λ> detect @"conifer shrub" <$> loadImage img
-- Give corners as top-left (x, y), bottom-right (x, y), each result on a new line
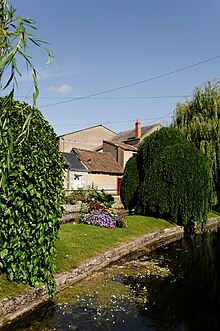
top-left (139, 127), bottom-right (186, 180)
top-left (121, 127), bottom-right (213, 228)
top-left (120, 154), bottom-right (140, 214)
top-left (140, 142), bottom-right (213, 226)
top-left (0, 98), bottom-right (64, 295)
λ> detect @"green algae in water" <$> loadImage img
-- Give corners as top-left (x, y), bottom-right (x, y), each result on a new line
top-left (3, 260), bottom-right (169, 331)
top-left (4, 227), bottom-right (220, 330)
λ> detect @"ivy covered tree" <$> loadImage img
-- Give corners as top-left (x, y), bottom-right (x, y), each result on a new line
top-left (173, 81), bottom-right (220, 207)
top-left (120, 155), bottom-right (140, 214)
top-left (0, 2), bottom-right (64, 295)
top-left (0, 98), bottom-right (64, 295)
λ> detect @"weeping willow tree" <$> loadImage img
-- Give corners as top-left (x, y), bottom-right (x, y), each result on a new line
top-left (173, 81), bottom-right (220, 206)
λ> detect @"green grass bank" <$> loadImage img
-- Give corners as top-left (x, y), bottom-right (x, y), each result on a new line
top-left (0, 212), bottom-right (219, 300)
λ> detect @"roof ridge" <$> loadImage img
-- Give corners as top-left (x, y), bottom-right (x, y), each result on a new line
top-left (57, 124), bottom-right (117, 138)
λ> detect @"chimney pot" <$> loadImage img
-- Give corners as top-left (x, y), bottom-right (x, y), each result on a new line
top-left (135, 118), bottom-right (141, 139)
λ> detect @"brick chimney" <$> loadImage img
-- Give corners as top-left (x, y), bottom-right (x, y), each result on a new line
top-left (135, 118), bottom-right (141, 139)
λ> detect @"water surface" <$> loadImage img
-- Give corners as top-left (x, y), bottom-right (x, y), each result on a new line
top-left (3, 226), bottom-right (220, 331)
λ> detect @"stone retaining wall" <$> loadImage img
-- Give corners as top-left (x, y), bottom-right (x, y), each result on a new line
top-left (1, 217), bottom-right (220, 328)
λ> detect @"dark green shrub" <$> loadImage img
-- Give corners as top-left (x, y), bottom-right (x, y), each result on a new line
top-left (0, 97), bottom-right (64, 295)
top-left (141, 142), bottom-right (212, 226)
top-left (139, 127), bottom-right (186, 180)
top-left (120, 154), bottom-right (140, 214)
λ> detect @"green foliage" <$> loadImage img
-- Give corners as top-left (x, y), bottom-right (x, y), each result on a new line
top-left (120, 127), bottom-right (213, 227)
top-left (120, 155), bottom-right (140, 213)
top-left (173, 81), bottom-right (220, 206)
top-left (139, 127), bottom-right (186, 180)
top-left (0, 1), bottom-right (53, 105)
top-left (65, 187), bottom-right (114, 209)
top-left (0, 2), bottom-right (61, 297)
top-left (141, 142), bottom-right (212, 226)
top-left (0, 98), bottom-right (64, 295)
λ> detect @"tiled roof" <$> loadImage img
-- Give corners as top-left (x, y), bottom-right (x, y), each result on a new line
top-left (73, 148), bottom-right (123, 174)
top-left (62, 152), bottom-right (87, 171)
top-left (103, 140), bottom-right (138, 151)
top-left (112, 124), bottom-right (161, 142)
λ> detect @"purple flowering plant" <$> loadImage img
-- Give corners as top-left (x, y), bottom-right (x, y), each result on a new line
top-left (79, 200), bottom-right (127, 229)
top-left (80, 209), bottom-right (127, 228)
top-left (68, 188), bottom-right (127, 228)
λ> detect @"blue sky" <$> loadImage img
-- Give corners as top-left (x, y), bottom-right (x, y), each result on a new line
top-left (6, 0), bottom-right (220, 135)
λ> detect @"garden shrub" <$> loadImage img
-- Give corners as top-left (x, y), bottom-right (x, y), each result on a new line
top-left (120, 127), bottom-right (213, 228)
top-left (75, 188), bottom-right (127, 228)
top-left (65, 187), bottom-right (114, 208)
top-left (139, 127), bottom-right (186, 180)
top-left (140, 135), bottom-right (213, 226)
top-left (0, 97), bottom-right (64, 295)
top-left (120, 154), bottom-right (140, 214)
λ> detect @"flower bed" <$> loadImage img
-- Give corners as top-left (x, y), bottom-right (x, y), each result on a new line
top-left (80, 210), bottom-right (126, 228)
top-left (65, 188), bottom-right (127, 228)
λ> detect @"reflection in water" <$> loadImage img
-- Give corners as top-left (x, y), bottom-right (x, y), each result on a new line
top-left (2, 227), bottom-right (220, 331)
top-left (124, 228), bottom-right (220, 331)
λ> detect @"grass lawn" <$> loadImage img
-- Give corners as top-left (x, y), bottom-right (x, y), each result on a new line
top-left (0, 211), bottom-right (219, 300)
top-left (0, 215), bottom-right (172, 300)
top-left (55, 215), bottom-right (174, 272)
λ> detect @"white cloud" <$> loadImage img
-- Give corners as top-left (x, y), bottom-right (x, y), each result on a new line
top-left (47, 84), bottom-right (73, 95)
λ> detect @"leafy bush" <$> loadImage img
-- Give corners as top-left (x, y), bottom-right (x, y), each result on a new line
top-left (139, 127), bottom-right (186, 180)
top-left (120, 155), bottom-right (140, 214)
top-left (0, 98), bottom-right (64, 295)
top-left (141, 142), bottom-right (213, 226)
top-left (65, 187), bottom-right (114, 208)
top-left (121, 127), bottom-right (213, 228)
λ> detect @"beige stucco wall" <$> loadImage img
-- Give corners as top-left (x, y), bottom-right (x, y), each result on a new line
top-left (58, 126), bottom-right (116, 152)
top-left (88, 173), bottom-right (122, 194)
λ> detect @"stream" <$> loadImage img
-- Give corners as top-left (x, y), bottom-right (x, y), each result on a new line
top-left (2, 226), bottom-right (220, 331)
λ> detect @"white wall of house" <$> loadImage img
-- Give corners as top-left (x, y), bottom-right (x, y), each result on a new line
top-left (64, 170), bottom-right (88, 192)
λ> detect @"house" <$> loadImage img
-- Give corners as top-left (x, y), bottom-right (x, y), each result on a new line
top-left (57, 124), bottom-right (117, 152)
top-left (60, 120), bottom-right (162, 193)
top-left (62, 152), bottom-right (88, 191)
top-left (72, 148), bottom-right (123, 195)
top-left (102, 140), bottom-right (138, 169)
top-left (102, 119), bottom-right (161, 168)
top-left (111, 119), bottom-right (162, 147)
